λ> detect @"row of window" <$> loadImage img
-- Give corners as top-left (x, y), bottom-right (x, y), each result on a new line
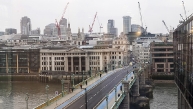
top-left (42, 53), bottom-right (86, 56)
top-left (42, 62), bottom-right (64, 65)
top-left (42, 52), bottom-right (122, 56)
top-left (89, 56), bottom-right (100, 60)
top-left (41, 67), bottom-right (65, 71)
top-left (114, 41), bottom-right (124, 44)
top-left (110, 56), bottom-right (121, 59)
top-left (42, 55), bottom-right (122, 61)
top-left (90, 62), bottom-right (100, 65)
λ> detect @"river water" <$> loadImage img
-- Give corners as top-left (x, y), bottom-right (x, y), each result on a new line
top-left (0, 81), bottom-right (178, 109)
top-left (150, 83), bottom-right (178, 109)
top-left (0, 81), bottom-right (62, 109)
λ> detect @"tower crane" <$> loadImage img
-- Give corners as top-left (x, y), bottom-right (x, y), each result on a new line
top-left (138, 2), bottom-right (143, 28)
top-left (180, 14), bottom-right (185, 21)
top-left (55, 19), bottom-right (60, 38)
top-left (97, 16), bottom-right (103, 34)
top-left (60, 2), bottom-right (69, 23)
top-left (182, 1), bottom-right (187, 19)
top-left (162, 20), bottom-right (170, 33)
top-left (88, 12), bottom-right (97, 34)
top-left (55, 2), bottom-right (69, 39)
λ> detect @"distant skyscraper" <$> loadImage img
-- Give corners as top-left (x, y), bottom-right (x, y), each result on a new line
top-left (44, 23), bottom-right (55, 36)
top-left (107, 20), bottom-right (114, 33)
top-left (123, 16), bottom-right (131, 34)
top-left (0, 31), bottom-right (4, 36)
top-left (107, 19), bottom-right (118, 36)
top-left (20, 16), bottom-right (31, 35)
top-left (59, 18), bottom-right (67, 27)
top-left (31, 28), bottom-right (40, 35)
top-left (5, 28), bottom-right (17, 35)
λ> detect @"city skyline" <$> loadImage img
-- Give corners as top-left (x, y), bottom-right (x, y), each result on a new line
top-left (0, 0), bottom-right (193, 34)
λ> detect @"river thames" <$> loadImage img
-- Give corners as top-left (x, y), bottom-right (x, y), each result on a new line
top-left (0, 81), bottom-right (177, 109)
top-left (150, 83), bottom-right (178, 109)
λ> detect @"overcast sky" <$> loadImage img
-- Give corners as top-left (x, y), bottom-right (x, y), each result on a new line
top-left (0, 0), bottom-right (193, 34)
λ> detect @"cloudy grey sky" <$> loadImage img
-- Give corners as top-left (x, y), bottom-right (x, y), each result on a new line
top-left (0, 0), bottom-right (193, 34)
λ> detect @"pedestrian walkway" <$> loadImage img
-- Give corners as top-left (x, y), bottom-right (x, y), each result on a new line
top-left (44, 71), bottom-right (116, 109)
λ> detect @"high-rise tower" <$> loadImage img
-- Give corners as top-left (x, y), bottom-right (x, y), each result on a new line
top-left (20, 16), bottom-right (31, 35)
top-left (107, 19), bottom-right (118, 37)
top-left (123, 16), bottom-right (131, 34)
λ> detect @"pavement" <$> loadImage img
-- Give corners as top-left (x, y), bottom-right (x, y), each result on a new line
top-left (45, 71), bottom-right (112, 109)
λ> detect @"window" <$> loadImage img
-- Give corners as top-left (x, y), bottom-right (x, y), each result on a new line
top-left (157, 69), bottom-right (164, 72)
top-left (170, 64), bottom-right (174, 68)
top-left (119, 56), bottom-right (121, 59)
top-left (157, 64), bottom-right (164, 68)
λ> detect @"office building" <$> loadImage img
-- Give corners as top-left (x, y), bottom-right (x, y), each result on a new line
top-left (5, 28), bottom-right (17, 35)
top-left (0, 46), bottom-right (40, 73)
top-left (0, 31), bottom-right (5, 36)
top-left (150, 41), bottom-right (174, 76)
top-left (31, 28), bottom-right (40, 35)
top-left (107, 19), bottom-right (118, 36)
top-left (173, 15), bottom-right (193, 109)
top-left (123, 16), bottom-right (131, 34)
top-left (20, 16), bottom-right (31, 35)
top-left (44, 23), bottom-right (55, 36)
top-left (59, 18), bottom-right (67, 27)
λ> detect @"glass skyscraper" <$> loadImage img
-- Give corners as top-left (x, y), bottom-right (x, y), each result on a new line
top-left (173, 15), bottom-right (193, 109)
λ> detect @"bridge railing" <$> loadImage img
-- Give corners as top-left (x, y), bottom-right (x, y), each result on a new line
top-left (110, 92), bottom-right (126, 109)
top-left (94, 68), bottom-right (134, 109)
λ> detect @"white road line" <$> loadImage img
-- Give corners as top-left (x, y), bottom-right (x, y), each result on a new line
top-left (80, 105), bottom-right (84, 108)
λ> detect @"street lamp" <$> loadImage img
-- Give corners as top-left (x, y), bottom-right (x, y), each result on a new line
top-left (106, 94), bottom-right (109, 109)
top-left (84, 88), bottom-right (87, 109)
top-left (45, 85), bottom-right (49, 106)
top-left (25, 93), bottom-right (29, 109)
top-left (82, 70), bottom-right (85, 84)
top-left (72, 74), bottom-right (75, 87)
top-left (126, 72), bottom-right (128, 80)
top-left (115, 85), bottom-right (117, 103)
top-left (61, 79), bottom-right (65, 97)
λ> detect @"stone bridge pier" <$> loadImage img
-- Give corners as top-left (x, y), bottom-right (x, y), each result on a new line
top-left (119, 67), bottom-right (152, 109)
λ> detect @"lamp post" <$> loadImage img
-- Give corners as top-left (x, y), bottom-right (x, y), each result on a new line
top-left (61, 78), bottom-right (64, 97)
top-left (82, 70), bottom-right (85, 84)
top-left (115, 85), bottom-right (117, 102)
top-left (126, 72), bottom-right (128, 80)
top-left (72, 74), bottom-right (75, 87)
top-left (25, 93), bottom-right (29, 109)
top-left (106, 94), bottom-right (109, 109)
top-left (45, 85), bottom-right (49, 106)
top-left (84, 88), bottom-right (87, 109)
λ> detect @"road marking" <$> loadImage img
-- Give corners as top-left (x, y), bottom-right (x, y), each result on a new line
top-left (80, 105), bottom-right (84, 108)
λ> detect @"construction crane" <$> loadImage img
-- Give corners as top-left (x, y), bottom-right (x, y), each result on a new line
top-left (88, 12), bottom-right (97, 34)
top-left (97, 16), bottom-right (103, 34)
top-left (55, 2), bottom-right (69, 39)
top-left (180, 14), bottom-right (185, 21)
top-left (138, 2), bottom-right (143, 28)
top-left (55, 19), bottom-right (60, 38)
top-left (182, 1), bottom-right (187, 19)
top-left (60, 2), bottom-right (69, 23)
top-left (162, 20), bottom-right (170, 33)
